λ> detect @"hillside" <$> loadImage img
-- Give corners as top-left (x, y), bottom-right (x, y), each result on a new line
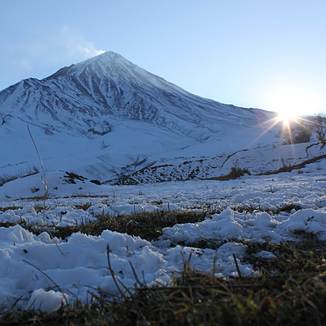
top-left (0, 52), bottom-right (285, 191)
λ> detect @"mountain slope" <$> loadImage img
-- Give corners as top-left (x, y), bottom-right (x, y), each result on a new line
top-left (0, 51), bottom-right (291, 191)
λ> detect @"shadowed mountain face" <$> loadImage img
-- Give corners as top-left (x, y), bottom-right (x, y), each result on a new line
top-left (0, 51), bottom-right (271, 139)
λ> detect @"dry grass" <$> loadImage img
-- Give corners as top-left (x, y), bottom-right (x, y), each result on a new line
top-left (73, 202), bottom-right (92, 211)
top-left (0, 206), bottom-right (22, 212)
top-left (50, 210), bottom-right (207, 240)
top-left (0, 210), bottom-right (207, 241)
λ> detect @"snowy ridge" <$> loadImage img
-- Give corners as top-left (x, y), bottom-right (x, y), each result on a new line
top-left (105, 142), bottom-right (326, 184)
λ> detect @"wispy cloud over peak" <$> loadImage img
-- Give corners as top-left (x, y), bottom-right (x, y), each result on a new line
top-left (62, 26), bottom-right (105, 59)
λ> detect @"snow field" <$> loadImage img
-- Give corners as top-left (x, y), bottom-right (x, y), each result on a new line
top-left (0, 161), bottom-right (325, 312)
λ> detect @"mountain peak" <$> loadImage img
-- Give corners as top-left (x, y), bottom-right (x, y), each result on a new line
top-left (96, 51), bottom-right (124, 59)
top-left (43, 51), bottom-right (138, 83)
top-left (76, 51), bottom-right (132, 69)
top-left (84, 51), bottom-right (126, 63)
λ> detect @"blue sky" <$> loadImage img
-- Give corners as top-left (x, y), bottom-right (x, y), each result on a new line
top-left (1, 0), bottom-right (325, 114)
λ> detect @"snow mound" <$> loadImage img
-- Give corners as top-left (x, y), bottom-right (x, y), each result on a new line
top-left (162, 207), bottom-right (326, 243)
top-left (0, 224), bottom-right (256, 311)
top-left (27, 289), bottom-right (68, 313)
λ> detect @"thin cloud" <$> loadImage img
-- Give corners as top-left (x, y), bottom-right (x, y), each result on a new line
top-left (61, 26), bottom-right (105, 59)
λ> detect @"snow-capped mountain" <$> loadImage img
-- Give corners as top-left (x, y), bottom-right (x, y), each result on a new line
top-left (0, 51), bottom-right (271, 139)
top-left (2, 51), bottom-right (306, 193)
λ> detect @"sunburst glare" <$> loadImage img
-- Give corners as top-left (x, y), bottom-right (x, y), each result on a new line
top-left (275, 111), bottom-right (298, 127)
top-left (251, 85), bottom-right (324, 142)
top-left (264, 85), bottom-right (323, 118)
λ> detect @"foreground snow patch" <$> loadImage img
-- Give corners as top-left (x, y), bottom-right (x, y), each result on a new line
top-left (0, 225), bottom-right (253, 312)
top-left (162, 208), bottom-right (326, 243)
top-left (0, 225), bottom-right (166, 311)
top-left (165, 242), bottom-right (254, 278)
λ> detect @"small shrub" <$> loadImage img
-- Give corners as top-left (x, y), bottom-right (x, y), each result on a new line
top-left (74, 202), bottom-right (92, 211)
top-left (34, 205), bottom-right (48, 213)
top-left (212, 167), bottom-right (251, 181)
top-left (285, 126), bottom-right (312, 144)
top-left (63, 172), bottom-right (87, 184)
top-left (90, 179), bottom-right (101, 185)
top-left (31, 187), bottom-right (40, 193)
top-left (115, 175), bottom-right (139, 185)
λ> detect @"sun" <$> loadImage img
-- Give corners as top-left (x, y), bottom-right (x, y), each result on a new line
top-left (263, 85), bottom-right (323, 122)
top-left (255, 85), bottom-right (323, 140)
top-left (275, 111), bottom-right (298, 125)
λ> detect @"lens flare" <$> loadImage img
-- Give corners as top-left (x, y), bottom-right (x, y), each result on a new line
top-left (275, 111), bottom-right (298, 127)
